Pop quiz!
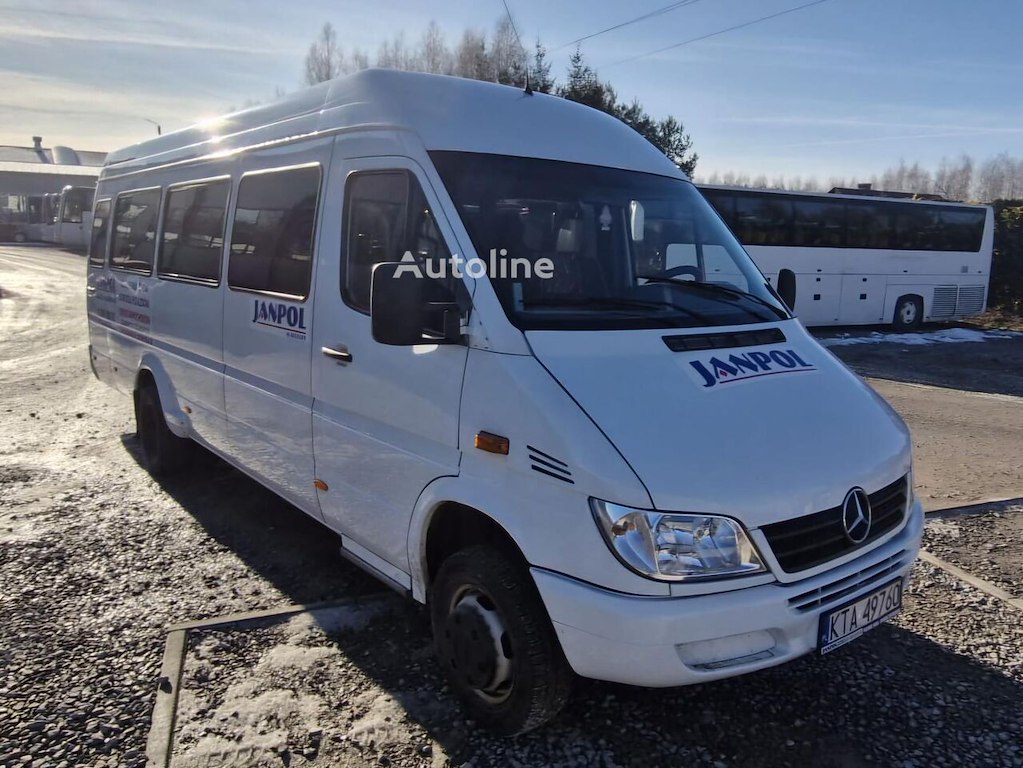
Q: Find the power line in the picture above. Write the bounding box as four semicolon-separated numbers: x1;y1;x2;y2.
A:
610;0;834;67
553;0;707;52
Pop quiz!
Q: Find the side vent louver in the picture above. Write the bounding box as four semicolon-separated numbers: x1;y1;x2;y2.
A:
527;445;574;484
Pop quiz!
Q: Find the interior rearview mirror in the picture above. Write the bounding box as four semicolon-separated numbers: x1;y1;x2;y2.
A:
371;262;463;346
629;201;645;242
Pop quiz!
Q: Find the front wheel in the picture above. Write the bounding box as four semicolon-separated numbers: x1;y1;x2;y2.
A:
892;295;923;331
430;545;572;736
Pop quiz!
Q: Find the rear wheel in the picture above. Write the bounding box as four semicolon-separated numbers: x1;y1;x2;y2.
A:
135;384;191;476
430;545;572;736
892;295;922;331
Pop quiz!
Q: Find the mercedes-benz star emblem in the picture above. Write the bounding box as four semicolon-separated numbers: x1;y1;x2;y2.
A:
842;488;872;544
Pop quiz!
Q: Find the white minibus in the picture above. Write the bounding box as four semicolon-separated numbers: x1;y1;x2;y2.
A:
700;185;994;329
87;69;922;735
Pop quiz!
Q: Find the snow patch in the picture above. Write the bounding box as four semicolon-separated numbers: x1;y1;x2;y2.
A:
821;327;1023;347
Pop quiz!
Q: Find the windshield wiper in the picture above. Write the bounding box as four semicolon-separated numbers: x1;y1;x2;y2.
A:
636;276;787;320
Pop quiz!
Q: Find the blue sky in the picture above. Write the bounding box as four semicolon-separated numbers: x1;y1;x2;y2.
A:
1;0;1021;180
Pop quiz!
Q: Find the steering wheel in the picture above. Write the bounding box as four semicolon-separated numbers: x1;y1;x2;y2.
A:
657;265;700;280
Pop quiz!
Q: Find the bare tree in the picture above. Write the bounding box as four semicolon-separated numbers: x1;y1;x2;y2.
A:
490;16;526;85
452;29;491;80
377;33;418;71
933;155;973;201
418;21;450;74
305;22;342;84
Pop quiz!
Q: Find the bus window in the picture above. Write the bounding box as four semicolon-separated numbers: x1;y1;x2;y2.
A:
228;165;321;300
111;189;161;273
792;198;846;247
846;201;894;249
159;180;229;283
939;209;985;252
89;199;111;267
734;192;792;246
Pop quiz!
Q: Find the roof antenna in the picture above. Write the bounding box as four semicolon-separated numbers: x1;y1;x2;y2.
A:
501;0;532;94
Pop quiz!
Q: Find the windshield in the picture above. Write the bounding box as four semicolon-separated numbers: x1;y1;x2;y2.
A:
431;151;788;331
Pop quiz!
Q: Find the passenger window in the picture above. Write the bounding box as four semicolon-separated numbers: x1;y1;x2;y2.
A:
158;180;229;284
89;199;111;267
940;209;984;252
343;171;456;314
734;192;793;246
792;199;846;247
227;165;321;299
846;201;893;249
110;189;161;273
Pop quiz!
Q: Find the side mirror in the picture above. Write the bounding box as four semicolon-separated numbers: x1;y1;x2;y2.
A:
371;261;462;346
776;268;797;313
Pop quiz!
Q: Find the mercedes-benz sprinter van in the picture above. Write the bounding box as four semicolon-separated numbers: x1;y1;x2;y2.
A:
87;69;922;735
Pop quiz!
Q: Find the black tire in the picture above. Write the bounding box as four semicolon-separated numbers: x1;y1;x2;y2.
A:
892;295;923;331
135;384;191;476
430;545;572;736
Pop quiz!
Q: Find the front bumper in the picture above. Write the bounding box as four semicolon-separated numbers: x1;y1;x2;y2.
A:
533;499;924;687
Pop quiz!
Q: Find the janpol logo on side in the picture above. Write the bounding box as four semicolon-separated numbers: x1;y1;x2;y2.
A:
252;299;307;339
688;348;816;389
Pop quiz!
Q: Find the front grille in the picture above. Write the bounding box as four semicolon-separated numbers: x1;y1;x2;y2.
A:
788;550;909;612
761;476;909;573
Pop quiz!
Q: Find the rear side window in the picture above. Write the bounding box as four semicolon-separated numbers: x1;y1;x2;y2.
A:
158;180;230;284
227;165;321;299
88;199;111;267
110;189;161;273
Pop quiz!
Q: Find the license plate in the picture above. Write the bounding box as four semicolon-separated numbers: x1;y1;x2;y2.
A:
818;578;903;655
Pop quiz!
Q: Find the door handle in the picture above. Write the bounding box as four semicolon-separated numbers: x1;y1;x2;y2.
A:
321;345;353;365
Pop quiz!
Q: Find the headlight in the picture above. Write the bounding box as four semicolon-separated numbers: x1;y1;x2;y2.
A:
590;499;766;581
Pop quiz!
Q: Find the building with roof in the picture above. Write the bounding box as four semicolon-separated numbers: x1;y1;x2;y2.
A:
1;136;106;241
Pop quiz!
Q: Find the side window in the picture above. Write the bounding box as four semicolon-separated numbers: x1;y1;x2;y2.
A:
158;180;230;284
88;199;111;267
342;171;456;314
343;172;409;312
227;165;321;299
846;201;894;249
110;189;161;273
940;209;985;253
792;199;846;247
734;192;793;246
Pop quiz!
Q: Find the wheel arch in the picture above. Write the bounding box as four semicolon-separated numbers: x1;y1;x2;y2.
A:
883;288;927;328
409;480;529;603
132;354;190;438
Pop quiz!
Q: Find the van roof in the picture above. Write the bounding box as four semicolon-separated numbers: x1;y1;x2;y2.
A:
104;69;684;180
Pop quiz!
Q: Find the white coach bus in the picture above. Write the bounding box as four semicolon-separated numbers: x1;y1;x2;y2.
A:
699;185;993;329
87;69;922;734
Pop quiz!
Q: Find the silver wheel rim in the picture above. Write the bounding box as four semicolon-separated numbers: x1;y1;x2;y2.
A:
899;301;917;325
445;586;514;704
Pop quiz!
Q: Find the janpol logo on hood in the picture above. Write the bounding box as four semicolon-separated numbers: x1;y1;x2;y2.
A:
687;348;816;389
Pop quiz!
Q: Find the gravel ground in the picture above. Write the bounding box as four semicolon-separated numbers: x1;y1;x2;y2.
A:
924;503;1023;598
162;562;1023;768
2;247;1023;768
